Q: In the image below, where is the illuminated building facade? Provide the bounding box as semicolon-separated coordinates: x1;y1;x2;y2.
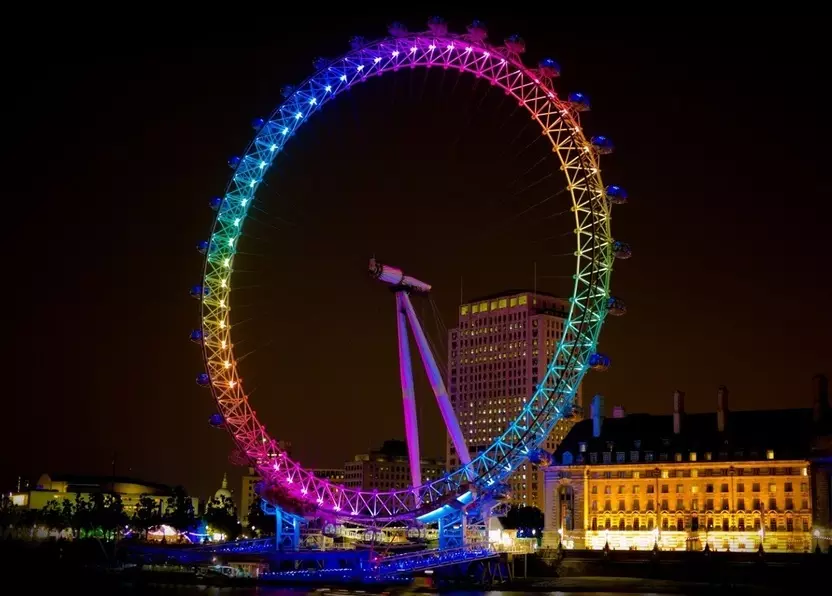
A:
344;440;444;491
240;440;292;524
11;473;198;516
543;377;832;552
447;290;581;509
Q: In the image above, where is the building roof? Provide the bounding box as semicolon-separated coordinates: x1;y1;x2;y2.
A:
39;473;173;493
466;289;565;303
552;408;821;465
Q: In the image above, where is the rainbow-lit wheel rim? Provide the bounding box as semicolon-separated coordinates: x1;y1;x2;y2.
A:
197;22;616;522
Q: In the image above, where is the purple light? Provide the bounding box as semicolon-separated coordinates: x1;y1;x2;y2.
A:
396;292;422;487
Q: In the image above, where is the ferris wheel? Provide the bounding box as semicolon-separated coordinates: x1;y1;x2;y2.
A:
190;17;629;527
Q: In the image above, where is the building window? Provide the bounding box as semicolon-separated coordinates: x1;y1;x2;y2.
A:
770;518;777;532
689;452;697;462
704;452;712;461
784;482;793;492
766;450;774;460
616;452;625;463
633;518;640;530
645;451;654;462
590;453;598;464
674;453;682;462
579;442;587;453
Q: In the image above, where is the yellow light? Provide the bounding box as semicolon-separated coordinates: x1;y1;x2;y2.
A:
220;278;227;288
228;380;237;388
221;340;227;349
219;321;227;329
223;258;230;267
224;360;231;369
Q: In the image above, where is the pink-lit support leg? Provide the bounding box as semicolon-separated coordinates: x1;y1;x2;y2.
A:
401;293;472;469
396;292;422;488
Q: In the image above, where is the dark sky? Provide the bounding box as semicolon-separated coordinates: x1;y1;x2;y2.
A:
7;14;830;501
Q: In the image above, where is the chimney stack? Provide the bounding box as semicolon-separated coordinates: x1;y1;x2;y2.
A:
717;385;729;432
813;374;829;423
591;394;605;438
612;405;626;419
673;390;685;434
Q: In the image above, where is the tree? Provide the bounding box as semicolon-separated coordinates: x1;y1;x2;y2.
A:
500;505;544;536
41;498;72;535
246;498;273;536
203;496;240;540
164;486;195;532
132;494;161;540
71;494;92;538
101;493;128;538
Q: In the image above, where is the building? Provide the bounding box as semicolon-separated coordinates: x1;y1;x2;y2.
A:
447;290;582;509
11;473;197;516
240;440;292;525
543;376;832;552
344;440;444;490
312;469;346;483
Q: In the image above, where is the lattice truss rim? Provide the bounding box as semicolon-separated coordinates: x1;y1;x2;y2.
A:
198;30;614;521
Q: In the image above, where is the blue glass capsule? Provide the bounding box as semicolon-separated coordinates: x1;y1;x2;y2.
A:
607;296;627;316
227;156;241;169
209;196;224;211
568;92;591;111
189;285;209;300
427;16;447;35
209;413;225;427
312;56;330;70
605;185;628;204
196;372;211;386
388;22;408;37
196;240;213;255
467;20;488;40
251;117;265;131
280;85;295;98
528;448;553;467
613;241;632;259
504;35;526;54
189;329;203;344
349;36;366;50
538;58;561;78
591;136;615;154
589;353;611;371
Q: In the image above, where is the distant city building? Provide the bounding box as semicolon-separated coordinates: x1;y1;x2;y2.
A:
240;440;292;525
447;290;582;509
344;440;444;491
543;377;832;552
10;473;198;516
312;468;346;483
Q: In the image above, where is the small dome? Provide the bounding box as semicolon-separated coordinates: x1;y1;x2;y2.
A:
214;472;232;500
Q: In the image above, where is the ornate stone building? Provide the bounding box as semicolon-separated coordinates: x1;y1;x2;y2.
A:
543;376;832;552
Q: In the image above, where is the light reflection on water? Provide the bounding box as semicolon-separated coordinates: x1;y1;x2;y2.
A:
109;588;677;596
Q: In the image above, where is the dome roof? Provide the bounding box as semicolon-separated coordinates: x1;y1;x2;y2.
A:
214;472;232;500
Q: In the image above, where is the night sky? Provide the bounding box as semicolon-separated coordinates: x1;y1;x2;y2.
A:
7;14;830;500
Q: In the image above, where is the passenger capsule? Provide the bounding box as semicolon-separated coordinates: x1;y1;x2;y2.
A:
312;57;330;70
504;34;526;54
196;240;213;255
613;241;632;259
466;20;488;41
388;22;408;37
591;136;615;154
568;92;591;112
209;196;224;211
538;58;561;78
427;16;447;35
607;296;627;316
189;329;204;344
589;353;611;372
196;372;211;387
492;483;512;500
605;185;628;205
251;117;265;131
280;85;295;98
349;36;366;50
528;448;553;467
227;156;241;169
209;413;225;428
189;285;209;300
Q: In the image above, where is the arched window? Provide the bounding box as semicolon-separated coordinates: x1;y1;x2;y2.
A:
562;451;573;465
633;518;640;531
